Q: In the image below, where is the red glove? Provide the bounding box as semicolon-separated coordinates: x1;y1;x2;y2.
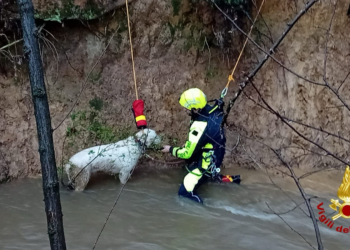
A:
132;99;147;129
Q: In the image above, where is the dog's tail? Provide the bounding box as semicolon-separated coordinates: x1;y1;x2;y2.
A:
64;163;71;181
62;163;75;190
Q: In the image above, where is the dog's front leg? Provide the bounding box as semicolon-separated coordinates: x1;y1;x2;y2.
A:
119;169;131;184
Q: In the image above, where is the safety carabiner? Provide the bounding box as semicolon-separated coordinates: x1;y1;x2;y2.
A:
221;87;228;98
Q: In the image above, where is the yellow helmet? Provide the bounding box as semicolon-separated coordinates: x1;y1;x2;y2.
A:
179;88;207;110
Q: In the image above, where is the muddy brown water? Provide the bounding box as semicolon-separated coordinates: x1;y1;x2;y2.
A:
1;168;350;250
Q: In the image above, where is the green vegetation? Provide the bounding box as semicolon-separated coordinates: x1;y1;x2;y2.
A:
64;97;134;159
167;22;186;38
183;25;205;52
88;71;102;85
67;109;114;143
184;35;205;51
205;67;218;79
89;97;104;111
118;19;128;33
171;0;182;16
34;0;104;22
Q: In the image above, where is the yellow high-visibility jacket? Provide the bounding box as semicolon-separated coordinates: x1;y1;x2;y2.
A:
170;121;207;160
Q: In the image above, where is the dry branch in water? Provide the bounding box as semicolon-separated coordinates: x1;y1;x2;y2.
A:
271;149;323;250
265;202;316;250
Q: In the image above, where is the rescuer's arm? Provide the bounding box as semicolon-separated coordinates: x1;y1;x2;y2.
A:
168;121;207;159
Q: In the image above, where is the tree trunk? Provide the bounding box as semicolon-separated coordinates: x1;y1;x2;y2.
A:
17;0;67;249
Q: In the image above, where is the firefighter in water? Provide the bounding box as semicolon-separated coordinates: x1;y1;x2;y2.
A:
162;88;241;203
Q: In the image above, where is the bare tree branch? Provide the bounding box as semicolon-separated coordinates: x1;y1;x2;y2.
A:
324;80;350;113
273;167;292;177
251;0;274;43
242;10;271;47
266;202;317;250
250;80;348;165
323;0;338;80
52;28;119;132
215;0;323;86
337;70;350;92
265;166;310;218
281;117;350;144
298;167;337;180
265;196;317;216
243;90;350;146
221;0;320;124
0;38;23;51
319;1;350;113
270;149;323;250
242;145;263;170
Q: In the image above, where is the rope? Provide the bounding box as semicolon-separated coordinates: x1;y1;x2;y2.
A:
144;154;184;165
92;153;182;250
92;163;137;250
125;0;138;100
221;0;266;98
91;136;148;249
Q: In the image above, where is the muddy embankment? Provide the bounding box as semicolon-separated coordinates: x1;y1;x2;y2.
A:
1;0;350;183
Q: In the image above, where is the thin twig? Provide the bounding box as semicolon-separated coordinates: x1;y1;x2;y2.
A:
298;167;336;180
92;162;137;250
53;28;119;131
337;70;350;92
243;90;350;146
281;117;350;144
273;168;292;177
221;0;320;124
242;145;263;170
271;149;323;249
242;10;271;46
250;80;348;165
323;0;338;81
204;37;211;69
39;35;59;86
61;50;84;75
320;1;350;113
266;202;317;250
144;154;184;165
324;79;350;113
215;0;322;87
251;0;274;43
262;159;310;218
265;196;317;216
0;38;23;51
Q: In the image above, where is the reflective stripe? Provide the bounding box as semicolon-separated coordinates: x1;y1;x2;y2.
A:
201;151;212;170
135;115;146;122
190;192;201;203
203;143;213;149
183;168;202;192
172;147;180;155
208;105;218;114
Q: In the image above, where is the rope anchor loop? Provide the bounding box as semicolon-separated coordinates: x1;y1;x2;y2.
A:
228;75;234;83
221;75;234;98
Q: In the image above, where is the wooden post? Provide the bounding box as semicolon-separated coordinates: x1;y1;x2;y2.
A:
16;0;67;249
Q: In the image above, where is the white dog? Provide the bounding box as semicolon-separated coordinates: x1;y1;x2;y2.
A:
65;128;160;191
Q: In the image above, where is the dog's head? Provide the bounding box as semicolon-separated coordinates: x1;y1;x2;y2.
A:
135;128;161;147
